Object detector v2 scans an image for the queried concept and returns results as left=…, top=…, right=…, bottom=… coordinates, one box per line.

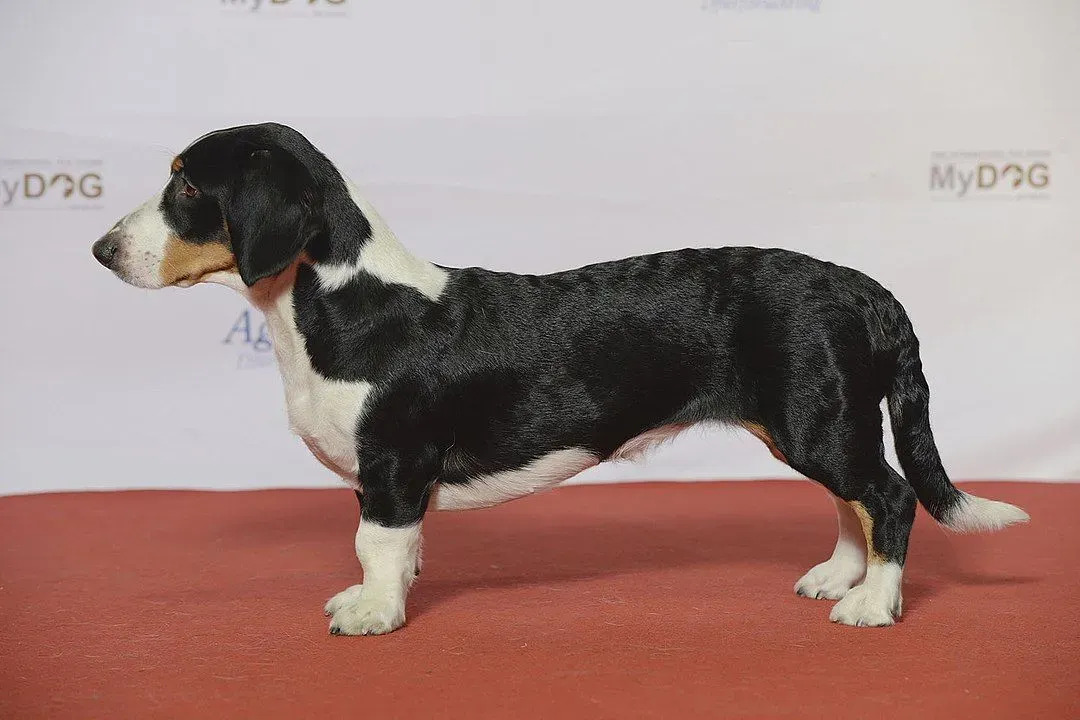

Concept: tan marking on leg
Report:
left=849, top=501, right=886, bottom=564
left=160, top=236, right=236, bottom=286
left=741, top=422, right=789, bottom=464
left=171, top=156, right=184, bottom=173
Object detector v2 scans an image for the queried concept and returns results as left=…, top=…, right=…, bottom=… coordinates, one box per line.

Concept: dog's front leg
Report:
left=324, top=518, right=421, bottom=635
left=325, top=473, right=427, bottom=636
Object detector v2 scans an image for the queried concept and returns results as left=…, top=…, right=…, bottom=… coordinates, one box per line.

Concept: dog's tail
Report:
left=884, top=318, right=1029, bottom=533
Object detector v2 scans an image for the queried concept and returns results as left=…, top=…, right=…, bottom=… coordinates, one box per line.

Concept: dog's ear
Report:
left=226, top=148, right=319, bottom=287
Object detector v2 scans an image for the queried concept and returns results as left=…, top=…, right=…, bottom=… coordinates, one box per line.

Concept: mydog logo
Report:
left=223, top=309, right=275, bottom=370
left=0, top=158, right=105, bottom=210
left=930, top=150, right=1050, bottom=200
left=221, top=0, right=348, bottom=17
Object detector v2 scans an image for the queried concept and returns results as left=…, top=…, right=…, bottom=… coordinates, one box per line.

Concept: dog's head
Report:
left=92, top=122, right=347, bottom=290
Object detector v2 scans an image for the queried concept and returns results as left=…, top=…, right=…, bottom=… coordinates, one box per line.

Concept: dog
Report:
left=91, top=122, right=1029, bottom=635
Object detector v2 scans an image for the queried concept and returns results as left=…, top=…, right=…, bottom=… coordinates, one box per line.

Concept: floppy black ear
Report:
left=226, top=148, right=319, bottom=287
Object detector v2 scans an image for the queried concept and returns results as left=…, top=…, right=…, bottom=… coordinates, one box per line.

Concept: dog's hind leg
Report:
left=797, top=454, right=916, bottom=625
left=790, top=461, right=918, bottom=628
left=759, top=405, right=917, bottom=626
left=743, top=421, right=871, bottom=602
left=793, top=494, right=867, bottom=600
left=824, top=460, right=916, bottom=627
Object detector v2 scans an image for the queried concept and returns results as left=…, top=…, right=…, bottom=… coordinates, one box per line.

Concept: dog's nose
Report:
left=92, top=233, right=119, bottom=268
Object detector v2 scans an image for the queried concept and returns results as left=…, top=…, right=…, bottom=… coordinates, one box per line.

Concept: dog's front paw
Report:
left=828, top=582, right=900, bottom=627
left=794, top=557, right=864, bottom=600
left=324, top=584, right=365, bottom=617
left=326, top=585, right=405, bottom=636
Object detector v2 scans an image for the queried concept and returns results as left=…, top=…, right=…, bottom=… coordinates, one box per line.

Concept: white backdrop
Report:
left=1, top=0, right=1077, bottom=494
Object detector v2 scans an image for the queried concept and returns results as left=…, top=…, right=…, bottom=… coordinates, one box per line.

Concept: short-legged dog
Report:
left=92, top=123, right=1028, bottom=635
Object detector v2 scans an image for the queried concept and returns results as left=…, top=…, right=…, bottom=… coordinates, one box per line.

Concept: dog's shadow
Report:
left=419, top=519, right=1038, bottom=619
left=408, top=511, right=814, bottom=616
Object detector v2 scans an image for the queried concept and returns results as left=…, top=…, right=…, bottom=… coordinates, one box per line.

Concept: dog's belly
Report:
left=432, top=448, right=599, bottom=510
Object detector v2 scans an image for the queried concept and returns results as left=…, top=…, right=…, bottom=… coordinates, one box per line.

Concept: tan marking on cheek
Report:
left=850, top=501, right=885, bottom=564
left=171, top=156, right=184, bottom=173
left=741, top=422, right=789, bottom=464
left=160, top=236, right=237, bottom=286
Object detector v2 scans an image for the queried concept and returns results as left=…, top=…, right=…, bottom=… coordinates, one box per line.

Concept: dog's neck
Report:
left=309, top=184, right=447, bottom=301
left=205, top=182, right=448, bottom=305
left=203, top=182, right=449, bottom=376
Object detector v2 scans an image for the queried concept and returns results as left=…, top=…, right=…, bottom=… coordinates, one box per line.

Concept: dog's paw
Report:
left=324, top=584, right=364, bottom=617
left=326, top=586, right=405, bottom=636
left=794, top=557, right=864, bottom=600
left=828, top=582, right=900, bottom=627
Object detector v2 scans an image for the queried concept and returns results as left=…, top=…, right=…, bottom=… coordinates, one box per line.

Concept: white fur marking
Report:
left=829, top=561, right=903, bottom=627
left=433, top=448, right=599, bottom=511
left=314, top=184, right=449, bottom=301
left=794, top=495, right=867, bottom=600
left=111, top=188, right=171, bottom=289
left=326, top=519, right=422, bottom=635
left=254, top=271, right=371, bottom=485
left=943, top=491, right=1030, bottom=533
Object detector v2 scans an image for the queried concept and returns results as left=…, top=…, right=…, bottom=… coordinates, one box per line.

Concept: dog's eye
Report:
left=181, top=182, right=199, bottom=198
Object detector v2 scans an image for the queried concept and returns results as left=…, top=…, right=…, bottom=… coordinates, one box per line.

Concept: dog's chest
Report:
left=262, top=292, right=371, bottom=485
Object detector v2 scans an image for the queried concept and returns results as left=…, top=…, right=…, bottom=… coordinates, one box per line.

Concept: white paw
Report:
left=324, top=584, right=364, bottom=617
left=794, top=558, right=864, bottom=600
left=326, top=585, right=405, bottom=636
left=829, top=582, right=901, bottom=627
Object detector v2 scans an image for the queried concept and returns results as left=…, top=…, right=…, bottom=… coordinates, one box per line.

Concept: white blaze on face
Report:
left=109, top=188, right=172, bottom=289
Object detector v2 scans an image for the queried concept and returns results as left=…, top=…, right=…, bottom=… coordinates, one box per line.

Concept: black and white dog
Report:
left=92, top=123, right=1028, bottom=635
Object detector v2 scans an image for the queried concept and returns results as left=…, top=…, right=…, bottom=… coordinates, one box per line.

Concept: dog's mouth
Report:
left=158, top=238, right=238, bottom=288
left=171, top=263, right=239, bottom=288
left=91, top=238, right=163, bottom=289
left=93, top=229, right=239, bottom=290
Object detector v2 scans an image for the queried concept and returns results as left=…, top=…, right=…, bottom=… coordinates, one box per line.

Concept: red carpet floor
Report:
left=1, top=481, right=1077, bottom=719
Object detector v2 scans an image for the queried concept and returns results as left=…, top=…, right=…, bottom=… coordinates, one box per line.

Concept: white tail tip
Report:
left=943, top=491, right=1030, bottom=533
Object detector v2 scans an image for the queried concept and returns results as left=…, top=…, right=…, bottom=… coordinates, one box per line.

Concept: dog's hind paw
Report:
left=794, top=557, right=864, bottom=600
left=828, top=582, right=900, bottom=627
